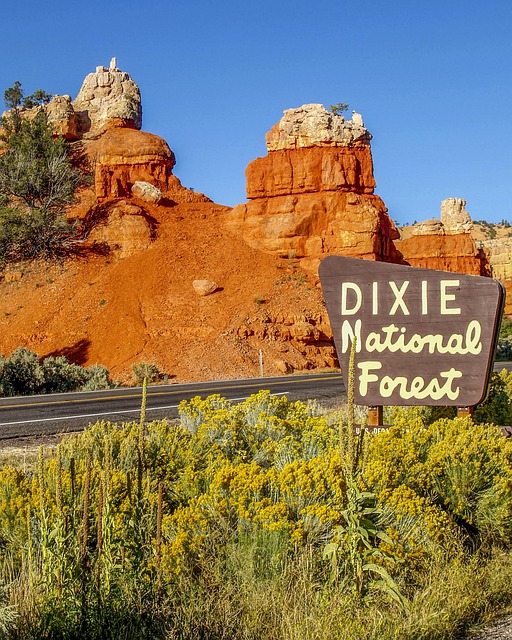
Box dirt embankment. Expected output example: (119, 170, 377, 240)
(0, 199, 332, 384)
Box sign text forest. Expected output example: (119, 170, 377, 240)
(319, 256, 505, 407)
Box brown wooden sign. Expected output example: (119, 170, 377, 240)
(319, 256, 505, 407)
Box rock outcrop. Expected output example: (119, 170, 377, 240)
(73, 58, 142, 136)
(477, 237, 512, 281)
(86, 128, 175, 199)
(45, 95, 80, 141)
(84, 127, 210, 204)
(397, 198, 489, 276)
(229, 104, 402, 271)
(3, 61, 209, 209)
(0, 60, 207, 257)
(8, 58, 143, 142)
(396, 233, 490, 276)
(440, 198, 473, 234)
(86, 200, 155, 258)
(237, 308, 338, 371)
(410, 218, 445, 236)
(265, 103, 371, 150)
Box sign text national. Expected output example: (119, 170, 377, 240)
(319, 256, 505, 407)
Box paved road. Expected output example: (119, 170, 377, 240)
(0, 373, 345, 440)
(0, 360, 510, 442)
(494, 361, 512, 372)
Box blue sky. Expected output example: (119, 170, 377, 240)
(2, 0, 512, 226)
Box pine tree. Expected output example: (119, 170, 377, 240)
(0, 82, 83, 262)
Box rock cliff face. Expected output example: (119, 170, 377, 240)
(478, 238, 512, 281)
(396, 233, 490, 275)
(236, 307, 338, 372)
(73, 58, 142, 136)
(396, 198, 489, 276)
(229, 104, 402, 271)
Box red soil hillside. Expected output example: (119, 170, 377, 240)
(0, 199, 332, 384)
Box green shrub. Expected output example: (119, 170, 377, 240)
(499, 313, 512, 340)
(132, 361, 161, 384)
(474, 371, 512, 425)
(81, 364, 113, 390)
(41, 356, 88, 393)
(329, 102, 349, 115)
(497, 336, 512, 360)
(0, 347, 115, 396)
(0, 347, 44, 396)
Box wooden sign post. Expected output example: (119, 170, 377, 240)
(319, 256, 505, 422)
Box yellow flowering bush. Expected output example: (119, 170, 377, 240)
(0, 466, 30, 545)
(1, 389, 512, 637)
(367, 412, 512, 544)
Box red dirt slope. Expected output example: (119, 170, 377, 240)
(0, 199, 330, 384)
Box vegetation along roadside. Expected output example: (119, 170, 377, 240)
(0, 365, 511, 638)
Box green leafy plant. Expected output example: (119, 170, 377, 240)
(131, 361, 161, 385)
(329, 102, 349, 116)
(324, 480, 407, 606)
(326, 338, 408, 606)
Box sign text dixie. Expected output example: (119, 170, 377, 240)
(319, 257, 505, 407)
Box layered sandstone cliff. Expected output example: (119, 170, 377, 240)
(229, 104, 403, 271)
(478, 238, 512, 281)
(396, 198, 490, 276)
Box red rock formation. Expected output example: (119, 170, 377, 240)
(245, 146, 376, 198)
(396, 234, 490, 276)
(229, 104, 402, 270)
(86, 128, 175, 199)
(237, 308, 338, 371)
(86, 200, 155, 258)
(396, 199, 490, 277)
(84, 125, 210, 204)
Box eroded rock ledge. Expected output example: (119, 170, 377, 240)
(229, 103, 402, 270)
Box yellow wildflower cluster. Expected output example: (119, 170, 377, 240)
(366, 410, 512, 547)
(0, 389, 510, 599)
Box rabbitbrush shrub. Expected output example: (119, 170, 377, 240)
(0, 391, 512, 638)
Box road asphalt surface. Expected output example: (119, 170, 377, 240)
(0, 372, 345, 441)
(0, 361, 510, 443)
